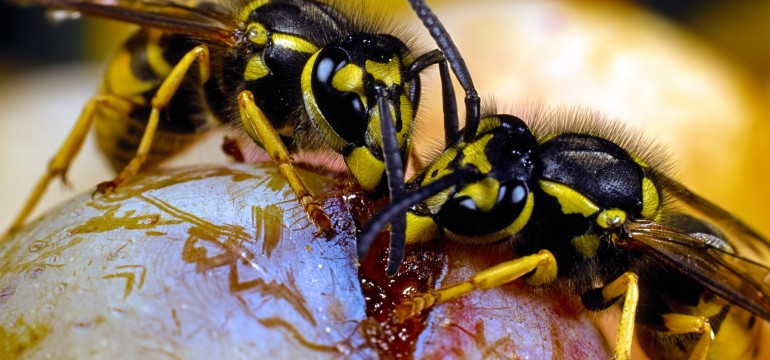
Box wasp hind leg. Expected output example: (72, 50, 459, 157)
(6, 95, 135, 235)
(392, 249, 557, 323)
(237, 90, 332, 234)
(95, 45, 211, 194)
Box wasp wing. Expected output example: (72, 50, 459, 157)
(624, 220, 770, 321)
(8, 0, 238, 45)
(655, 172, 770, 261)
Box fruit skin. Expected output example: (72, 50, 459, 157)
(0, 163, 610, 358)
(0, 163, 371, 359)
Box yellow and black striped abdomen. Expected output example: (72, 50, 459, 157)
(634, 266, 766, 359)
(95, 29, 213, 171)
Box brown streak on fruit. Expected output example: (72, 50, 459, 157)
(70, 205, 181, 234)
(2, 237, 83, 274)
(103, 264, 147, 300)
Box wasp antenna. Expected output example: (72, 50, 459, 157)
(371, 86, 407, 275)
(375, 86, 408, 276)
(408, 0, 479, 141)
(385, 218, 406, 277)
(438, 60, 460, 146)
(357, 168, 478, 265)
(405, 49, 461, 146)
(375, 86, 407, 205)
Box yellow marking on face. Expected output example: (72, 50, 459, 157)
(364, 87, 413, 158)
(418, 147, 459, 188)
(244, 55, 270, 81)
(459, 134, 494, 174)
(146, 30, 172, 77)
(365, 58, 401, 87)
(456, 177, 500, 213)
(238, 0, 271, 22)
(273, 33, 319, 54)
(640, 177, 660, 219)
(444, 189, 533, 243)
(539, 180, 600, 217)
(572, 233, 601, 258)
(398, 92, 415, 141)
(331, 64, 365, 95)
(405, 212, 439, 245)
(345, 147, 385, 192)
(369, 104, 382, 143)
(246, 22, 269, 46)
(596, 209, 627, 229)
(477, 116, 502, 133)
(416, 152, 458, 212)
(301, 52, 345, 151)
(504, 192, 534, 235)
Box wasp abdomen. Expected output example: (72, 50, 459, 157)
(95, 29, 213, 171)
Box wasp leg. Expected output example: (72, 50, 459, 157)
(237, 90, 332, 234)
(95, 45, 211, 194)
(392, 249, 557, 323)
(6, 94, 135, 235)
(659, 313, 714, 360)
(597, 272, 640, 360)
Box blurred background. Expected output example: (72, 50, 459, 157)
(2, 0, 770, 235)
(4, 0, 770, 76)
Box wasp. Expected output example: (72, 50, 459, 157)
(358, 1, 770, 358)
(4, 0, 459, 235)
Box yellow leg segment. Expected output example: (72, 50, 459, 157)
(96, 45, 211, 194)
(5, 94, 134, 235)
(601, 272, 639, 360)
(661, 313, 713, 360)
(392, 249, 557, 323)
(237, 90, 332, 233)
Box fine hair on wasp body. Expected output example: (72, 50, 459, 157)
(356, 0, 770, 359)
(4, 0, 456, 236)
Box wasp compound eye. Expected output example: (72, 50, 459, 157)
(437, 179, 530, 236)
(311, 46, 368, 146)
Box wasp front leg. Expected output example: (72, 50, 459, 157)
(392, 249, 557, 323)
(237, 90, 332, 234)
